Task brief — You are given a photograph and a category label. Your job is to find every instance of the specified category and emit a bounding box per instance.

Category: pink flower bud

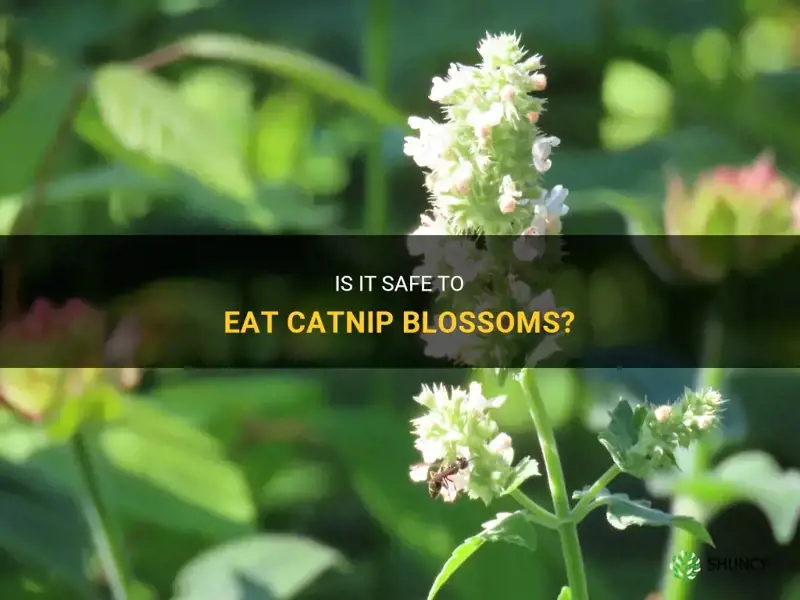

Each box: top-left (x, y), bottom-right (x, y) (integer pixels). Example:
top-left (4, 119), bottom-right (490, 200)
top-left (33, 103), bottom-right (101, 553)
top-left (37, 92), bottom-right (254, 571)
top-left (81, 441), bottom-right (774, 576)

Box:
top-left (499, 194), bottom-right (517, 214)
top-left (532, 73), bottom-right (547, 91)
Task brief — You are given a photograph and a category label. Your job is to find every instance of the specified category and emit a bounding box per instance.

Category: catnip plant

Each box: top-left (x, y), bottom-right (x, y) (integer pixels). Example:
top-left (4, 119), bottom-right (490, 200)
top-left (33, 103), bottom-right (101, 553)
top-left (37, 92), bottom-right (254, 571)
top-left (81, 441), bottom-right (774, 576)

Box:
top-left (402, 33), bottom-right (723, 600)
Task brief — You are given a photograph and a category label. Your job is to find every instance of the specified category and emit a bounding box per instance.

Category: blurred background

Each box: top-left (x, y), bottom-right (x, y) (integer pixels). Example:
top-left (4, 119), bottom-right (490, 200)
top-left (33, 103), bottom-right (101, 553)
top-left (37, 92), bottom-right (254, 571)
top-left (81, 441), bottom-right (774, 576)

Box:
top-left (1, 1), bottom-right (800, 599)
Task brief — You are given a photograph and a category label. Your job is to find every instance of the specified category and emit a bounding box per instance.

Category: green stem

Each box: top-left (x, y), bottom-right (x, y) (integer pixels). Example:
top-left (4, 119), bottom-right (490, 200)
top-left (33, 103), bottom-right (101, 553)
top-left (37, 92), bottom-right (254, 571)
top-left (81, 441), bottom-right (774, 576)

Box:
top-left (571, 465), bottom-right (621, 522)
top-left (520, 369), bottom-right (590, 600)
top-left (662, 316), bottom-right (726, 600)
top-left (509, 489), bottom-right (561, 530)
top-left (70, 431), bottom-right (130, 599)
top-left (362, 0), bottom-right (390, 233)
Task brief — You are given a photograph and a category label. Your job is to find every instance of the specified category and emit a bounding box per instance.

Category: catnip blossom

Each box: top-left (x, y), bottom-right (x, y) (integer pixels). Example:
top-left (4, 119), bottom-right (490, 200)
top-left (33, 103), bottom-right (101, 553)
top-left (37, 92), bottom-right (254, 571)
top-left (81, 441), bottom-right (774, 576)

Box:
top-left (403, 32), bottom-right (569, 237)
top-left (409, 382), bottom-right (536, 504)
top-left (403, 33), bottom-right (570, 372)
top-left (635, 388), bottom-right (727, 473)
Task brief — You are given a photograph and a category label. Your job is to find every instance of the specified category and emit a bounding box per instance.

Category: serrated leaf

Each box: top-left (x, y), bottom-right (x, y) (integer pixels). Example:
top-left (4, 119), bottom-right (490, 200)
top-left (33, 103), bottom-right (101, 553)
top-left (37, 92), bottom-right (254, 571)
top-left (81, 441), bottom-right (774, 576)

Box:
top-left (596, 400), bottom-right (651, 476)
top-left (556, 587), bottom-right (572, 600)
top-left (501, 457), bottom-right (540, 495)
top-left (574, 489), bottom-right (714, 547)
top-left (172, 534), bottom-right (343, 600)
top-left (92, 65), bottom-right (254, 202)
top-left (648, 450), bottom-right (800, 544)
top-left (427, 511), bottom-right (537, 600)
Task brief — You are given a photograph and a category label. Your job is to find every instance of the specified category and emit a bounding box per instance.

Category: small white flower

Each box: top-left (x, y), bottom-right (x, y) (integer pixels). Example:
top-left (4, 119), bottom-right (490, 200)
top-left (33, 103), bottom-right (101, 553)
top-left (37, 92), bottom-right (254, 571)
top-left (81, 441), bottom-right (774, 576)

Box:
top-left (526, 289), bottom-right (556, 313)
top-left (442, 240), bottom-right (482, 282)
top-left (433, 161), bottom-right (474, 196)
top-left (532, 136), bottom-right (561, 173)
top-left (525, 334), bottom-right (561, 366)
top-left (467, 103), bottom-right (505, 139)
top-left (654, 405), bottom-right (672, 423)
top-left (531, 72), bottom-right (547, 91)
top-left (498, 175), bottom-right (522, 214)
top-left (695, 415), bottom-right (715, 430)
top-left (488, 432), bottom-right (514, 464)
top-left (429, 76), bottom-right (455, 102)
top-left (409, 463), bottom-right (431, 482)
top-left (508, 276), bottom-right (532, 303)
top-left (513, 229), bottom-right (545, 261)
top-left (524, 186), bottom-right (570, 234)
top-left (408, 213), bottom-right (449, 256)
top-left (543, 185), bottom-right (570, 218)
top-left (522, 54), bottom-right (543, 72)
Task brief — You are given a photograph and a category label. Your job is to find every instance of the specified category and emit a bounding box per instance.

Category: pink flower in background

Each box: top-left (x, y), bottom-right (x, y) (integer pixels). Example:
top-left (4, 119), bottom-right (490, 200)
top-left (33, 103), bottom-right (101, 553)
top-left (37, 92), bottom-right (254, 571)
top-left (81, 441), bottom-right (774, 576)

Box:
top-left (706, 152), bottom-right (792, 200)
top-left (663, 151), bottom-right (799, 281)
top-left (0, 299), bottom-right (141, 422)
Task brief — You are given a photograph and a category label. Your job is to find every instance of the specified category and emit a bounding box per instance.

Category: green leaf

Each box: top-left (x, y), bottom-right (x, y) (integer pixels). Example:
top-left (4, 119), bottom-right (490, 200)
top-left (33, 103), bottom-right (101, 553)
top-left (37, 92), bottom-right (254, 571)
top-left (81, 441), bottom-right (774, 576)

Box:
top-left (180, 34), bottom-right (405, 126)
top-left (74, 98), bottom-right (170, 179)
top-left (0, 69), bottom-right (80, 198)
top-left (178, 66), bottom-right (253, 154)
top-left (0, 401), bottom-right (257, 540)
top-left (597, 400), bottom-right (653, 477)
top-left (501, 457), bottom-right (540, 495)
top-left (602, 61), bottom-right (673, 120)
top-left (556, 587), bottom-right (572, 600)
top-left (172, 534), bottom-right (343, 600)
top-left (91, 65), bottom-right (255, 202)
top-left (647, 450), bottom-right (800, 544)
top-left (573, 489), bottom-right (714, 547)
top-left (254, 89), bottom-right (313, 183)
top-left (97, 401), bottom-right (257, 537)
top-left (427, 511), bottom-right (538, 600)
top-left (0, 460), bottom-right (92, 594)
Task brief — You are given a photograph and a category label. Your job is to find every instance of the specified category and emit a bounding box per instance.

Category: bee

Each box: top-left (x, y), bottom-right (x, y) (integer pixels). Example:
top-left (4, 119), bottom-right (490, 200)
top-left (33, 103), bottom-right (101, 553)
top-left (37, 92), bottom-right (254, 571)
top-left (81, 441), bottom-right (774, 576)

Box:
top-left (410, 457), bottom-right (470, 502)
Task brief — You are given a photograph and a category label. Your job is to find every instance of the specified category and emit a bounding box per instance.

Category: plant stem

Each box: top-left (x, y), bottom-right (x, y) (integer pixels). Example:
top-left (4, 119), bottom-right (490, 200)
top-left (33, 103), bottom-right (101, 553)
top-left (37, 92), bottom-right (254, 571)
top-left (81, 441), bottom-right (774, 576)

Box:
top-left (520, 369), bottom-right (590, 600)
top-left (70, 431), bottom-right (130, 600)
top-left (362, 0), bottom-right (390, 233)
top-left (661, 315), bottom-right (726, 600)
top-left (509, 489), bottom-right (561, 529)
top-left (571, 465), bottom-right (621, 522)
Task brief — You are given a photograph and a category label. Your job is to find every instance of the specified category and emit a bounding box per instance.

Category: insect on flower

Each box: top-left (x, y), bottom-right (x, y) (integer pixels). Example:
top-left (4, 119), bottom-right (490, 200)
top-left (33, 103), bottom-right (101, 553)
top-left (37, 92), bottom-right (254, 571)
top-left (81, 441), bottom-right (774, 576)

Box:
top-left (410, 457), bottom-right (471, 502)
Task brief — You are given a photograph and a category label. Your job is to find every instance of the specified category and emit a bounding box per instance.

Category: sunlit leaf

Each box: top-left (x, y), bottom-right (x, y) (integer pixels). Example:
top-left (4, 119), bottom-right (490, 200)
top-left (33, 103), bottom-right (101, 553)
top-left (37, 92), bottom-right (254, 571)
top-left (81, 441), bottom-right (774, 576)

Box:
top-left (556, 587), bottom-right (572, 600)
top-left (254, 89), bottom-right (313, 182)
top-left (172, 534), bottom-right (343, 600)
top-left (427, 511), bottom-right (537, 600)
top-left (92, 65), bottom-right (254, 202)
top-left (501, 457), bottom-right (540, 496)
top-left (573, 489), bottom-right (714, 546)
top-left (647, 450), bottom-right (800, 544)
top-left (178, 66), bottom-right (253, 153)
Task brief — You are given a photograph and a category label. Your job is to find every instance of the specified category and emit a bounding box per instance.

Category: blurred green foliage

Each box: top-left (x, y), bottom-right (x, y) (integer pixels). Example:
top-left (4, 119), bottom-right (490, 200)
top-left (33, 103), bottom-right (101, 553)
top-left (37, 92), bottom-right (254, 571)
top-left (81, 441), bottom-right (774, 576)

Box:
top-left (1, 0), bottom-right (800, 599)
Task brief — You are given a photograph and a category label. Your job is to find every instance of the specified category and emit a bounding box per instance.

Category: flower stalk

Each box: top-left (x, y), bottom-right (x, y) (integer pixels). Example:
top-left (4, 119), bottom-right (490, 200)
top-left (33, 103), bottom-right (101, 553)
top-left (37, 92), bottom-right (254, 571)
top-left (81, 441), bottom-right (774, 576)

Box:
top-left (519, 369), bottom-right (589, 600)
